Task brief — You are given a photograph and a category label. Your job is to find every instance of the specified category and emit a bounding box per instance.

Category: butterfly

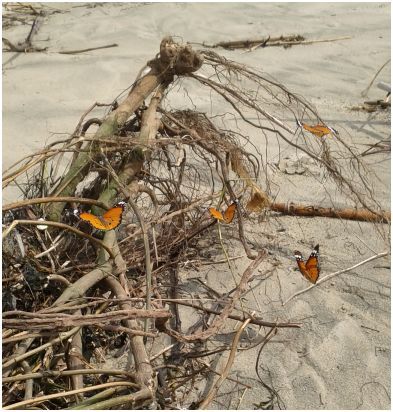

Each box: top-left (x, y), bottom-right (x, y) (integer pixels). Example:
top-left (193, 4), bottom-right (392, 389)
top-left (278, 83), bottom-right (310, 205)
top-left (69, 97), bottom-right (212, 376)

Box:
top-left (296, 119), bottom-right (338, 138)
top-left (209, 201), bottom-right (238, 224)
top-left (294, 244), bottom-right (320, 284)
top-left (74, 201), bottom-right (126, 231)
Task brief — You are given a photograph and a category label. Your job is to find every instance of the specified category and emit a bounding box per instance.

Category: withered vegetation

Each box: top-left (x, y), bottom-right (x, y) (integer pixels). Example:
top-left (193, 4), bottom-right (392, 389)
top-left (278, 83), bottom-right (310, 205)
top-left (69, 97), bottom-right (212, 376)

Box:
top-left (2, 37), bottom-right (388, 409)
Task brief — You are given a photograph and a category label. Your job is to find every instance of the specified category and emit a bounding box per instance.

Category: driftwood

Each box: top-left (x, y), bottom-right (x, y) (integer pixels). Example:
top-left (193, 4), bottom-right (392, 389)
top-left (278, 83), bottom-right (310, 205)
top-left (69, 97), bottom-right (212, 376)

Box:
top-left (57, 43), bottom-right (118, 54)
top-left (349, 99), bottom-right (391, 113)
top-left (3, 308), bottom-right (171, 330)
top-left (194, 34), bottom-right (351, 50)
top-left (270, 201), bottom-right (390, 223)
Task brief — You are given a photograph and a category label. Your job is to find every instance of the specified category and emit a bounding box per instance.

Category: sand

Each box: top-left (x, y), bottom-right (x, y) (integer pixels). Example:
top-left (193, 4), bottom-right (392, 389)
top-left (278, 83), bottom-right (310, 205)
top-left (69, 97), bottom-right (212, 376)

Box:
top-left (3, 2), bottom-right (390, 410)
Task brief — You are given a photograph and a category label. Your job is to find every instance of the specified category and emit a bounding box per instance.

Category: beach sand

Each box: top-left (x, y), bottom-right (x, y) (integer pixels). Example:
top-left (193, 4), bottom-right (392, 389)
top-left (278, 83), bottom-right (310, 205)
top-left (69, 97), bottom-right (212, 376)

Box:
top-left (3, 2), bottom-right (390, 409)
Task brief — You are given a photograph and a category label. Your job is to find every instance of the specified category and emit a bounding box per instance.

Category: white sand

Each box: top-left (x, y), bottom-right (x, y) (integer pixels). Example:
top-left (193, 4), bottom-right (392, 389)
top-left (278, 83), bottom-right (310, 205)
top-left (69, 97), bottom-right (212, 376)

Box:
top-left (3, 2), bottom-right (390, 409)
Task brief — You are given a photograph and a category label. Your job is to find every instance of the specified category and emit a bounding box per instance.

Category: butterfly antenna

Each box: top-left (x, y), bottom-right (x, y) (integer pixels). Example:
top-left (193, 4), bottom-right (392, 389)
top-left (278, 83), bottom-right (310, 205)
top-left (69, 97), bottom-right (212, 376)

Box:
top-left (295, 117), bottom-right (302, 126)
top-left (328, 126), bottom-right (339, 135)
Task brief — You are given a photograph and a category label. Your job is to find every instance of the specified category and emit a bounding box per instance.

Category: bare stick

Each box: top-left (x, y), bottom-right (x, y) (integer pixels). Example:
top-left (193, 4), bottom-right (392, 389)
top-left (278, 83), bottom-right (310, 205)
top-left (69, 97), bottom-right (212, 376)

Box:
top-left (270, 201), bottom-right (390, 223)
top-left (163, 298), bottom-right (300, 329)
top-left (3, 196), bottom-right (110, 212)
top-left (199, 318), bottom-right (251, 409)
top-left (58, 43), bottom-right (118, 54)
top-left (72, 387), bottom-right (153, 410)
top-left (2, 327), bottom-right (80, 369)
top-left (3, 381), bottom-right (137, 410)
top-left (3, 368), bottom-right (137, 384)
top-left (160, 251), bottom-right (267, 342)
top-left (194, 35), bottom-right (351, 50)
top-left (4, 308), bottom-right (170, 330)
top-left (283, 251), bottom-right (389, 306)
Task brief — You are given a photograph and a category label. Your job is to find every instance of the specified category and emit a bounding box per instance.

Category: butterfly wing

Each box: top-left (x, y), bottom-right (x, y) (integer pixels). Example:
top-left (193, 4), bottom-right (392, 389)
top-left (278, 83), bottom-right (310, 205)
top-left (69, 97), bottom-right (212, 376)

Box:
top-left (305, 244), bottom-right (320, 284)
top-left (313, 125), bottom-right (331, 137)
top-left (302, 123), bottom-right (332, 138)
top-left (294, 251), bottom-right (309, 280)
top-left (223, 202), bottom-right (237, 223)
top-left (209, 207), bottom-right (225, 221)
top-left (101, 202), bottom-right (126, 230)
top-left (78, 201), bottom-right (125, 231)
top-left (79, 212), bottom-right (110, 230)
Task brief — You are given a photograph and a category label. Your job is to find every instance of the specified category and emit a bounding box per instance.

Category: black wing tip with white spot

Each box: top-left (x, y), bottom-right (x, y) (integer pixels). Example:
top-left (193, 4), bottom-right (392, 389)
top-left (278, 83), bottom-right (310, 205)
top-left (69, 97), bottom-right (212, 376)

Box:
top-left (116, 201), bottom-right (127, 208)
top-left (294, 251), bottom-right (303, 260)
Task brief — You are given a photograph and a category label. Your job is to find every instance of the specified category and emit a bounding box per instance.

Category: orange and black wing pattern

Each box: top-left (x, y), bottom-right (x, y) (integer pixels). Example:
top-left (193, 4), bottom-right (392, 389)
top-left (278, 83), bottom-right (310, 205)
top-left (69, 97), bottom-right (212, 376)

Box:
top-left (294, 244), bottom-right (320, 284)
top-left (297, 120), bottom-right (338, 138)
top-left (209, 202), bottom-right (237, 224)
top-left (76, 201), bottom-right (126, 231)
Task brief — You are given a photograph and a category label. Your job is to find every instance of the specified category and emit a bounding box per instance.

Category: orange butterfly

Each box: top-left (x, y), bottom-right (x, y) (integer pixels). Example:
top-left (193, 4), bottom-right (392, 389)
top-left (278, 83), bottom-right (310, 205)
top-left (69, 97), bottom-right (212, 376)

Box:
top-left (297, 119), bottom-right (338, 138)
top-left (209, 202), bottom-right (238, 224)
top-left (294, 244), bottom-right (320, 284)
top-left (75, 201), bottom-right (126, 231)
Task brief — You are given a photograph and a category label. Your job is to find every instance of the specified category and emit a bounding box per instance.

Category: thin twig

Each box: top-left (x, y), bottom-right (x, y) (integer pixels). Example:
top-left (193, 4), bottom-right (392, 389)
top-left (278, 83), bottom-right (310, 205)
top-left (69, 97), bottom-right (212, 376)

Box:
top-left (2, 368), bottom-right (137, 384)
top-left (3, 196), bottom-right (110, 212)
top-left (199, 318), bottom-right (251, 409)
top-left (3, 381), bottom-right (136, 410)
top-left (2, 327), bottom-right (80, 369)
top-left (57, 43), bottom-right (118, 54)
top-left (361, 59), bottom-right (391, 97)
top-left (254, 326), bottom-right (283, 409)
top-left (68, 387), bottom-right (153, 410)
top-left (163, 298), bottom-right (301, 329)
top-left (3, 308), bottom-right (170, 329)
top-left (2, 219), bottom-right (116, 260)
top-left (161, 250), bottom-right (267, 342)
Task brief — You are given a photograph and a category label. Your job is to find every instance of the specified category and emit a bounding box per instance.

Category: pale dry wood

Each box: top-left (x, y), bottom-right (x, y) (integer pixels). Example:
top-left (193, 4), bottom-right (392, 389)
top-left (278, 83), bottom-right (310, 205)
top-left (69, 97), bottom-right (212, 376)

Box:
top-left (199, 318), bottom-right (251, 409)
top-left (2, 381), bottom-right (137, 410)
top-left (270, 201), bottom-right (390, 223)
top-left (2, 219), bottom-right (116, 260)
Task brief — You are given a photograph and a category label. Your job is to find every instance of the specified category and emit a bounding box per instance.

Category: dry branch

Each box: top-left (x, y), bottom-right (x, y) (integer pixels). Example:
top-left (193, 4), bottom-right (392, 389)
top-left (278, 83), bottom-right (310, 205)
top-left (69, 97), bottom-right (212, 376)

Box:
top-left (2, 196), bottom-right (110, 212)
top-left (3, 368), bottom-right (137, 384)
top-left (58, 43), bottom-right (118, 54)
top-left (194, 35), bottom-right (351, 50)
top-left (2, 327), bottom-right (80, 370)
top-left (3, 381), bottom-right (138, 410)
top-left (270, 201), bottom-right (390, 223)
top-left (104, 277), bottom-right (156, 390)
top-left (199, 318), bottom-right (251, 409)
top-left (2, 219), bottom-right (116, 260)
top-left (3, 308), bottom-right (171, 330)
top-left (159, 250), bottom-right (267, 342)
top-left (162, 298), bottom-right (301, 329)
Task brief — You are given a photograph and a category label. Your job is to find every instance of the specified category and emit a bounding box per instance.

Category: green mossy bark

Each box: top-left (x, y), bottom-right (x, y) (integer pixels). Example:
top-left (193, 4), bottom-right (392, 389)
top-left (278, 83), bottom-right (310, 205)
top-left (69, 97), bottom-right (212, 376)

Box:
top-left (47, 117), bottom-right (119, 221)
